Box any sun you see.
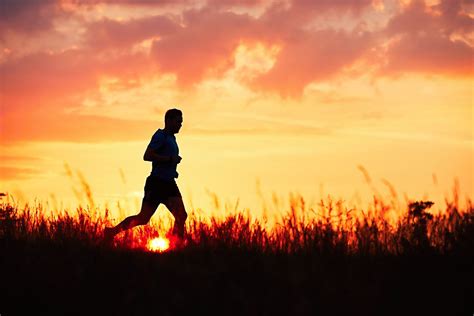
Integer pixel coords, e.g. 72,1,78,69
147,237,170,253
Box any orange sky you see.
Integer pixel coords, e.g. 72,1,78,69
1,0,472,219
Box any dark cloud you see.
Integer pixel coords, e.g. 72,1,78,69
83,15,181,50
66,0,195,5
0,0,67,39
435,0,474,34
380,0,474,77
382,32,473,76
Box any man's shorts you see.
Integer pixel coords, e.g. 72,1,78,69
143,175,182,205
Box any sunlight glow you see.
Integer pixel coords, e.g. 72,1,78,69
147,237,170,253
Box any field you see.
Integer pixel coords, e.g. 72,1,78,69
1,185,473,316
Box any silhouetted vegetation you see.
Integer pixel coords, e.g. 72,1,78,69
1,189,473,315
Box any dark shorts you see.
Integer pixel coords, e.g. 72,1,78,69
143,175,182,205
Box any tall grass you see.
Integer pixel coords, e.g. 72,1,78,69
1,184,472,255
1,181,472,316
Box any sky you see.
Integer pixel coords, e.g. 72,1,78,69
0,0,473,220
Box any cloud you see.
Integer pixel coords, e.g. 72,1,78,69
1,47,153,115
434,0,474,34
1,0,473,146
258,0,373,33
205,0,268,7
382,33,473,76
1,50,98,110
379,0,474,77
252,28,375,96
0,38,162,144
0,0,62,37
150,8,260,86
8,0,469,103
83,15,181,51
66,0,195,5
387,0,474,37
148,2,376,93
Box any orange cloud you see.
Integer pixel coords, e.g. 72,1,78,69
1,47,153,116
150,8,260,86
252,29,375,97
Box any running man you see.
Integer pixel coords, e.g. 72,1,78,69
104,108,187,243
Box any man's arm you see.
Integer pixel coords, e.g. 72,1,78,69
143,147,181,163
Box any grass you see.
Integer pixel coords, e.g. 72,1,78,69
1,185,473,315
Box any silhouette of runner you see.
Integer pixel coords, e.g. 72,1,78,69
104,108,187,243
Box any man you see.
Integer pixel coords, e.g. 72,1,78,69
104,108,187,243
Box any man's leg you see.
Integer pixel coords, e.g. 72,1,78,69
105,199,158,238
163,196,188,239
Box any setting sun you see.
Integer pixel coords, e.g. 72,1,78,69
147,237,170,253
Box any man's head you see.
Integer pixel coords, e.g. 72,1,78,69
164,108,183,134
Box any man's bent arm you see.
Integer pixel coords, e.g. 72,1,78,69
143,147,172,162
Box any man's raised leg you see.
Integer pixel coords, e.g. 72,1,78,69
104,199,158,240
